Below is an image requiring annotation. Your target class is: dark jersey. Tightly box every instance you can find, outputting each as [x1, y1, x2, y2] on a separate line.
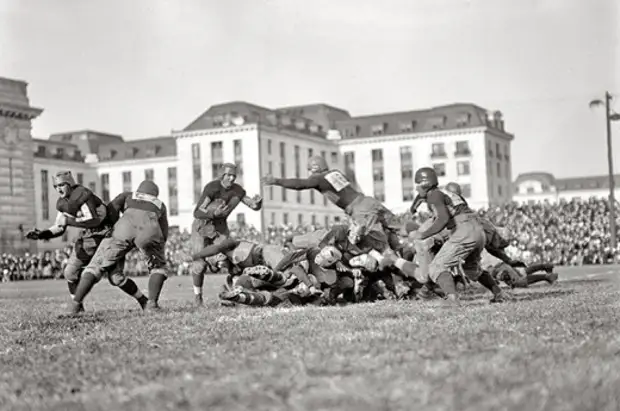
[319, 225, 388, 259]
[55, 185, 115, 231]
[109, 191, 169, 239]
[419, 188, 472, 239]
[277, 169, 361, 209]
[194, 180, 247, 220]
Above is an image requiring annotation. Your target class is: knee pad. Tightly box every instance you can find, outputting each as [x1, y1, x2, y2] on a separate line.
[63, 262, 83, 283]
[190, 259, 207, 276]
[107, 270, 127, 287]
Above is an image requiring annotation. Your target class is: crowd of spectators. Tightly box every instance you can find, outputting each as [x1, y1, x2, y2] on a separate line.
[2, 197, 619, 282]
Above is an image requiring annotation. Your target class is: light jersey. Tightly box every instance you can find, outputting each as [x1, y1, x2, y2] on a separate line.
[226, 241, 259, 268]
[315, 169, 361, 209]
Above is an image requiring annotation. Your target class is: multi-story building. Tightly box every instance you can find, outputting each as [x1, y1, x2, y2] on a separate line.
[20, 91, 513, 251]
[513, 172, 620, 204]
[0, 77, 42, 254]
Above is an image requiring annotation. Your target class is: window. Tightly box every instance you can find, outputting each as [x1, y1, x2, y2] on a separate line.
[496, 162, 501, 178]
[101, 173, 110, 202]
[144, 169, 154, 181]
[41, 170, 49, 220]
[308, 148, 315, 204]
[191, 143, 202, 204]
[498, 185, 503, 196]
[295, 146, 301, 204]
[400, 146, 414, 201]
[455, 141, 470, 156]
[122, 171, 132, 192]
[324, 215, 329, 228]
[457, 161, 470, 176]
[399, 121, 417, 133]
[311, 215, 317, 226]
[372, 148, 385, 201]
[280, 142, 287, 202]
[268, 161, 274, 201]
[344, 152, 356, 183]
[234, 139, 243, 185]
[331, 151, 338, 166]
[283, 212, 289, 225]
[496, 143, 501, 160]
[211, 141, 223, 180]
[431, 143, 446, 158]
[267, 139, 272, 155]
[237, 213, 245, 226]
[168, 167, 178, 216]
[270, 212, 275, 225]
[76, 173, 84, 185]
[433, 163, 446, 177]
[371, 123, 388, 136]
[88, 182, 96, 194]
[298, 214, 303, 226]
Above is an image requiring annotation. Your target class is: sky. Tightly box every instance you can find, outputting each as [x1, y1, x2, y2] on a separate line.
[1, 0, 618, 178]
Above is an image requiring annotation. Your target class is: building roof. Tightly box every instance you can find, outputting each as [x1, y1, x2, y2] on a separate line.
[514, 171, 620, 192]
[334, 103, 499, 138]
[97, 136, 176, 162]
[32, 138, 85, 162]
[514, 172, 556, 186]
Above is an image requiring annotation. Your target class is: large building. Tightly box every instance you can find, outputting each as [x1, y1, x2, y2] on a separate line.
[0, 77, 43, 254]
[30, 101, 513, 250]
[513, 172, 620, 203]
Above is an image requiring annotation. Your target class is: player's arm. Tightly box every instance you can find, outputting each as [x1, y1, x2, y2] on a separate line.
[318, 225, 346, 248]
[273, 175, 321, 190]
[64, 197, 107, 229]
[193, 185, 215, 219]
[108, 191, 131, 215]
[418, 191, 451, 240]
[409, 194, 425, 214]
[241, 194, 263, 211]
[159, 203, 169, 242]
[27, 212, 68, 240]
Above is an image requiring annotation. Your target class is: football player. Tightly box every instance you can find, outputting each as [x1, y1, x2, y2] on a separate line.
[69, 180, 170, 313]
[190, 163, 262, 306]
[25, 171, 142, 312]
[261, 155, 402, 252]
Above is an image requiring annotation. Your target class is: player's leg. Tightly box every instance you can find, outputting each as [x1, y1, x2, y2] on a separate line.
[136, 232, 169, 309]
[190, 222, 209, 305]
[429, 221, 485, 305]
[63, 244, 85, 303]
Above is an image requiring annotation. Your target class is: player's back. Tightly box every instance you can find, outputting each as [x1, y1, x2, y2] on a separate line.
[314, 169, 362, 208]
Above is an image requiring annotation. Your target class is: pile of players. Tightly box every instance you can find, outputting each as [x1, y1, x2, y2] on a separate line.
[28, 157, 557, 315]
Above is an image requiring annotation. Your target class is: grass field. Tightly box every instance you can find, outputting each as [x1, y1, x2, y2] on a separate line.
[1, 266, 619, 411]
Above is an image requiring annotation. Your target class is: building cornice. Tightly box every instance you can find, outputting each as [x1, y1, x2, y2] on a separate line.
[94, 155, 177, 168]
[0, 102, 43, 120]
[172, 124, 258, 139]
[33, 158, 95, 168]
[335, 126, 513, 146]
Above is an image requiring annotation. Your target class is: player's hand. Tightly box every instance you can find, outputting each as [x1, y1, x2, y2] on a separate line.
[261, 175, 277, 185]
[25, 228, 40, 240]
[212, 204, 229, 218]
[335, 261, 348, 272]
[509, 260, 527, 268]
[308, 285, 322, 296]
[251, 194, 263, 203]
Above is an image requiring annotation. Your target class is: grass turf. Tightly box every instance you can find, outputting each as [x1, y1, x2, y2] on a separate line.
[1, 266, 619, 411]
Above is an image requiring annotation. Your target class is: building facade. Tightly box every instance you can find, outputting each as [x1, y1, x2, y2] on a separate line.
[0, 77, 43, 254]
[513, 172, 620, 204]
[28, 99, 513, 251]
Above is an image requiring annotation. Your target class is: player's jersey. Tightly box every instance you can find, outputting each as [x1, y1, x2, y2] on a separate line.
[480, 217, 509, 251]
[56, 185, 114, 232]
[320, 224, 388, 258]
[310, 169, 361, 209]
[425, 188, 472, 229]
[226, 241, 261, 269]
[110, 191, 167, 218]
[194, 180, 246, 220]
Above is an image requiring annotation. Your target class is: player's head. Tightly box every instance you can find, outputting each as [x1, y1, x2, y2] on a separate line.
[219, 163, 238, 188]
[347, 221, 365, 245]
[307, 155, 328, 175]
[314, 245, 342, 268]
[137, 180, 159, 197]
[53, 171, 77, 198]
[414, 167, 438, 196]
[445, 182, 462, 196]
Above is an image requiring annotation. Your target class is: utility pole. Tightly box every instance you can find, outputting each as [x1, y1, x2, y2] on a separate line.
[591, 92, 620, 253]
[604, 92, 617, 251]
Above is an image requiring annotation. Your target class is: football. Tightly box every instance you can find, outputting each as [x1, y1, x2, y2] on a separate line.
[206, 198, 227, 213]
